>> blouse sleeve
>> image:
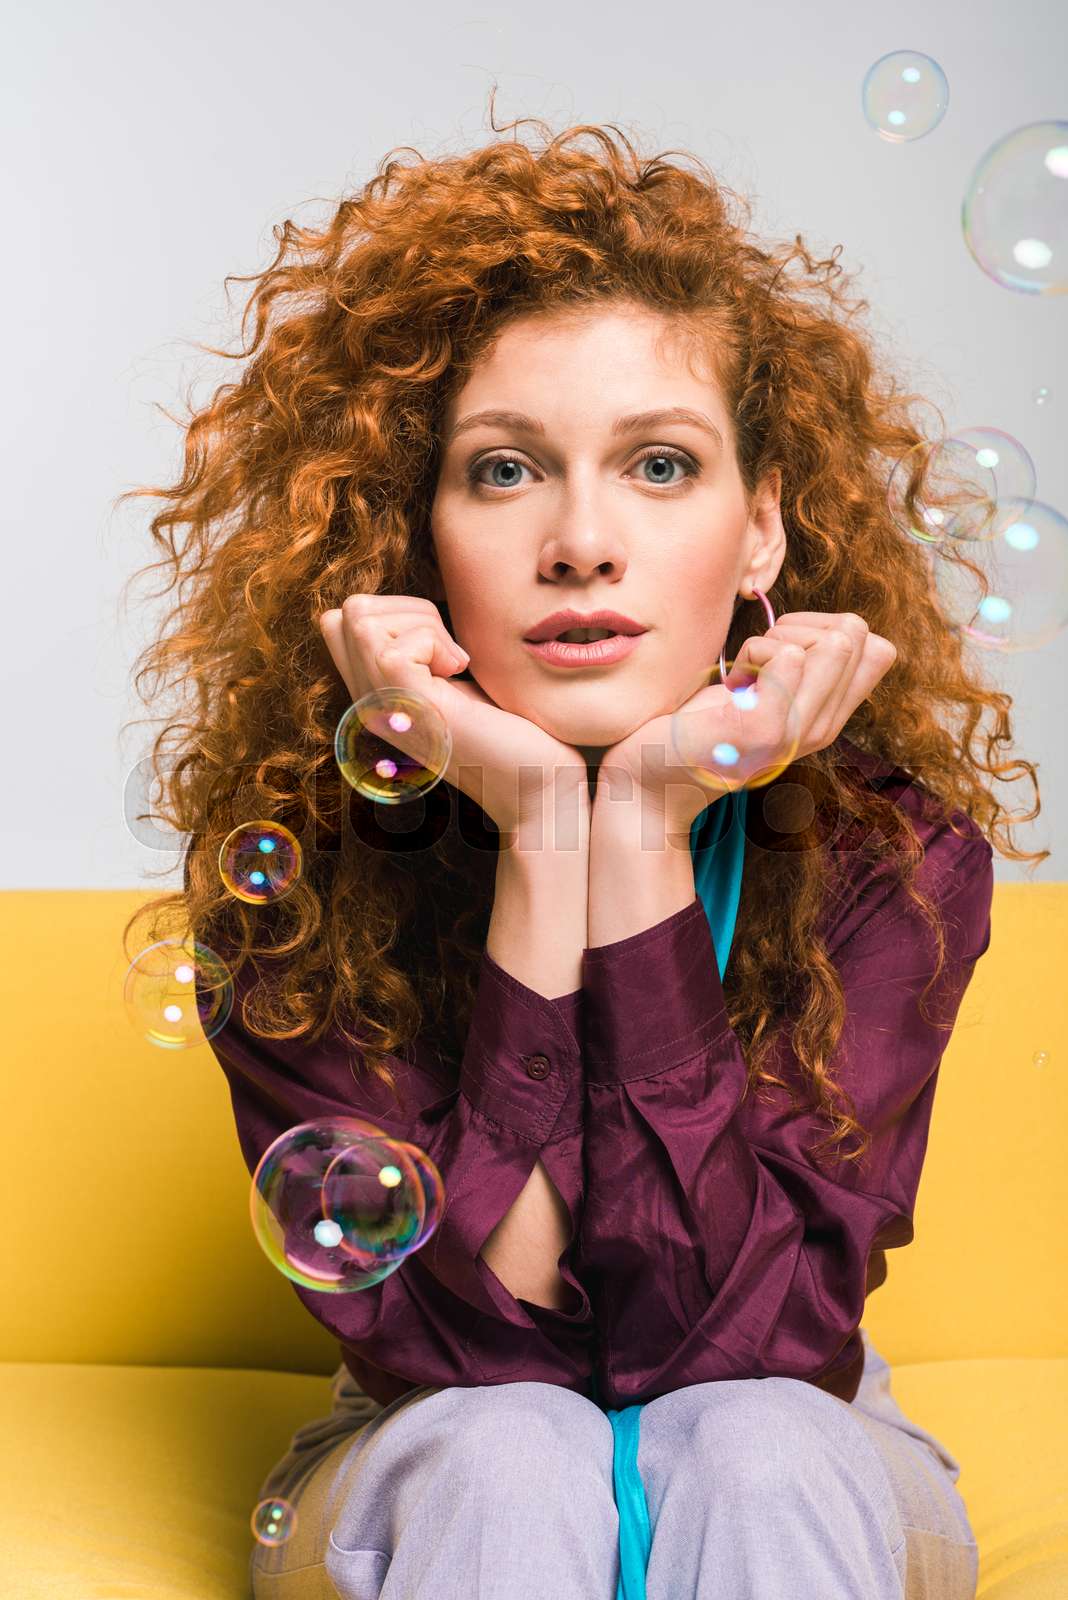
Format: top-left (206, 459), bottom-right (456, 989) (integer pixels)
top-left (574, 820), bottom-right (995, 1408)
top-left (197, 924), bottom-right (594, 1395)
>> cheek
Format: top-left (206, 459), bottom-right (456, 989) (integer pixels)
top-left (445, 570), bottom-right (510, 647)
top-left (659, 577), bottom-right (738, 688)
top-left (675, 568), bottom-right (737, 642)
top-left (431, 546), bottom-right (477, 617)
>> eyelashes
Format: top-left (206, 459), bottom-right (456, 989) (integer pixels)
top-left (465, 445), bottom-right (700, 493)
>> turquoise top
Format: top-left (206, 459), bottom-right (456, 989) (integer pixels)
top-left (590, 786), bottom-right (749, 1600)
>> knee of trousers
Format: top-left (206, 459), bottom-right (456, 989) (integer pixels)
top-left (638, 1376), bottom-right (895, 1511)
top-left (420, 1380), bottom-right (616, 1502)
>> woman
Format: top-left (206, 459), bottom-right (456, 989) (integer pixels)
top-left (121, 96), bottom-right (1044, 1599)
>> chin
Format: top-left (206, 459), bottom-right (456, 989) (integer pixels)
top-left (538, 707), bottom-right (646, 750)
top-left (492, 675), bottom-right (650, 747)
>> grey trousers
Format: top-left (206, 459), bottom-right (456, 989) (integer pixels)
top-left (250, 1329), bottom-right (979, 1599)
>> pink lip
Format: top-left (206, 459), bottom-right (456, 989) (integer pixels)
top-left (523, 633), bottom-right (644, 668)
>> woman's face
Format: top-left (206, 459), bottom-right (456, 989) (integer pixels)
top-left (429, 302), bottom-right (785, 755)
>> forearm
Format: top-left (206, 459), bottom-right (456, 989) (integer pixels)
top-left (480, 779), bottom-right (590, 1310)
top-left (588, 787), bottom-right (698, 948)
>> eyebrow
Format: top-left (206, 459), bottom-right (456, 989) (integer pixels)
top-left (443, 406), bottom-right (725, 450)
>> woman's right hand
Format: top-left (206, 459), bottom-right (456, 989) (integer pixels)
top-left (317, 593), bottom-right (590, 837)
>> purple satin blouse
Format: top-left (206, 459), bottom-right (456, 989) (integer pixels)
top-left (203, 736), bottom-right (994, 1411)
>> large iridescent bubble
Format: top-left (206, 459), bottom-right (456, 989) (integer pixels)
top-left (335, 687), bottom-right (452, 804)
top-left (250, 1118), bottom-right (444, 1293)
top-left (963, 121), bottom-right (1068, 295)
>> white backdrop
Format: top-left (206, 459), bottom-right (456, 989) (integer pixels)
top-left (4, 0), bottom-right (1064, 886)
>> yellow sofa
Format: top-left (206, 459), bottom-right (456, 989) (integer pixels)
top-left (2, 886), bottom-right (1066, 1599)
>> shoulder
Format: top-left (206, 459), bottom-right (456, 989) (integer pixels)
top-left (820, 734), bottom-right (994, 956)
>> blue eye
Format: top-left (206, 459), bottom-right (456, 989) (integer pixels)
top-left (466, 445), bottom-right (699, 491)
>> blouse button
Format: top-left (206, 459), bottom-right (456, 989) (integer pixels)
top-left (525, 1054), bottom-right (551, 1080)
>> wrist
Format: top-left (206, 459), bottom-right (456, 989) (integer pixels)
top-left (590, 781), bottom-right (699, 853)
top-left (503, 768), bottom-right (592, 858)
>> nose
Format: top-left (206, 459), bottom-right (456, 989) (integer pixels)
top-left (537, 522), bottom-right (629, 582)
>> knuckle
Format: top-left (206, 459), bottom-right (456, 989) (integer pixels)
top-left (827, 628), bottom-right (853, 653)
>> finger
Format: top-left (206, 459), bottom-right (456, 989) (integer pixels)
top-left (360, 619), bottom-right (469, 698)
top-left (321, 593), bottom-right (456, 658)
top-left (341, 604), bottom-right (466, 679)
top-left (731, 632), bottom-right (850, 742)
top-left (723, 635), bottom-right (807, 731)
top-left (336, 593), bottom-right (451, 639)
top-left (335, 592), bottom-right (443, 619)
top-left (838, 635), bottom-right (898, 715)
top-left (763, 621), bottom-right (865, 730)
top-left (759, 622), bottom-right (831, 652)
top-left (770, 611), bottom-right (868, 632)
top-left (318, 609), bottom-right (358, 697)
top-left (318, 612), bottom-right (460, 707)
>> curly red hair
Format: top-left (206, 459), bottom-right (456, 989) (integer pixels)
top-left (119, 92), bottom-right (1044, 1176)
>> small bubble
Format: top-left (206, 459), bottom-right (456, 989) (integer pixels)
top-left (1033, 386), bottom-right (1050, 406)
top-left (219, 820), bottom-right (303, 905)
top-left (1033, 1049), bottom-right (1049, 1067)
top-left (862, 50), bottom-right (949, 143)
top-left (252, 1497), bottom-right (298, 1547)
top-left (124, 937), bottom-right (233, 1048)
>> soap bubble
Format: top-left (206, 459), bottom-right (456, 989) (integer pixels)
top-left (887, 442), bottom-right (954, 545)
top-left (124, 936), bottom-right (233, 1048)
top-left (250, 1118), bottom-right (441, 1292)
top-left (335, 687), bottom-right (452, 804)
top-left (252, 1497), bottom-right (297, 1548)
top-left (219, 820), bottom-right (303, 905)
top-left (670, 657), bottom-right (802, 798)
top-left (1033, 387), bottom-right (1050, 406)
top-left (888, 429), bottom-right (1036, 545)
top-left (930, 497), bottom-right (1068, 651)
top-left (1033, 1049), bottom-right (1049, 1068)
top-left (862, 50), bottom-right (949, 143)
top-left (963, 121), bottom-right (1068, 294)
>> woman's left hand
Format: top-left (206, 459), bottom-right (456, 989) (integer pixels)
top-left (595, 611), bottom-right (898, 830)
